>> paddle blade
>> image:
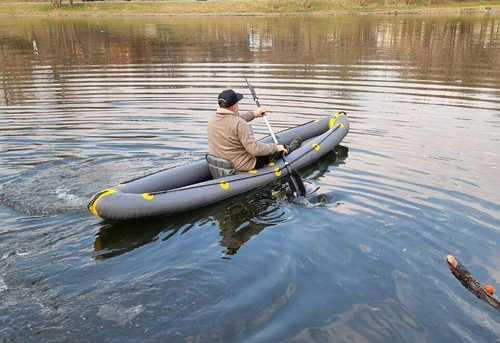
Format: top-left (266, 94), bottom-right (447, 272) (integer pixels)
top-left (287, 169), bottom-right (306, 197)
top-left (291, 169), bottom-right (306, 197)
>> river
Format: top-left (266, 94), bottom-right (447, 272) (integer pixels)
top-left (1, 15), bottom-right (500, 342)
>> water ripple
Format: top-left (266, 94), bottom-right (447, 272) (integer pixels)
top-left (1, 15), bottom-right (500, 343)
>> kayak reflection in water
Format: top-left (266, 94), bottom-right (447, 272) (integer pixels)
top-left (215, 190), bottom-right (284, 257)
top-left (94, 187), bottom-right (284, 260)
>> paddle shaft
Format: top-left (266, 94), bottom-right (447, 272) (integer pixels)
top-left (263, 115), bottom-right (279, 145)
top-left (245, 79), bottom-right (306, 197)
top-left (245, 79), bottom-right (280, 148)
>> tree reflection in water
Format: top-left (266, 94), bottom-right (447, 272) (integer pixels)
top-left (2, 16), bottom-right (500, 105)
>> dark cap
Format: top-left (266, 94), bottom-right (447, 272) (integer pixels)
top-left (218, 89), bottom-right (244, 108)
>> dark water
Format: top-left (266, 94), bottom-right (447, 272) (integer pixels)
top-left (1, 15), bottom-right (500, 342)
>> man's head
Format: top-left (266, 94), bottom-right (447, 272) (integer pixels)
top-left (218, 89), bottom-right (243, 112)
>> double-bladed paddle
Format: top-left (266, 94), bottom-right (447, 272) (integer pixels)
top-left (245, 78), bottom-right (306, 197)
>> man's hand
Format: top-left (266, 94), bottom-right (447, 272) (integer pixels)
top-left (253, 107), bottom-right (269, 118)
top-left (277, 144), bottom-right (288, 155)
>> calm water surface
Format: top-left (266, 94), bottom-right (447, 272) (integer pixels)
top-left (1, 15), bottom-right (500, 342)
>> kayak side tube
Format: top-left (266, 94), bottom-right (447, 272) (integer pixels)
top-left (88, 113), bottom-right (349, 221)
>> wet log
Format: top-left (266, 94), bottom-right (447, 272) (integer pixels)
top-left (446, 255), bottom-right (499, 311)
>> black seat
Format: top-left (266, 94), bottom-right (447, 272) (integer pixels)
top-left (206, 154), bottom-right (236, 179)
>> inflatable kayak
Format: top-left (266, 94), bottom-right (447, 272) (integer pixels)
top-left (88, 112), bottom-right (349, 222)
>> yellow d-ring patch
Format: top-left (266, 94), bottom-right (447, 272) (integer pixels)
top-left (220, 180), bottom-right (230, 190)
top-left (268, 161), bottom-right (275, 167)
top-left (248, 169), bottom-right (258, 175)
top-left (142, 193), bottom-right (154, 201)
top-left (328, 118), bottom-right (337, 129)
top-left (274, 167), bottom-right (282, 177)
top-left (89, 188), bottom-right (117, 218)
top-left (313, 144), bottom-right (321, 152)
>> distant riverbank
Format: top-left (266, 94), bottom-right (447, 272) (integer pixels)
top-left (1, 0), bottom-right (499, 17)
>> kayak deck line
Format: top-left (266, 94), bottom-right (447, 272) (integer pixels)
top-left (115, 117), bottom-right (324, 187)
top-left (145, 122), bottom-right (343, 196)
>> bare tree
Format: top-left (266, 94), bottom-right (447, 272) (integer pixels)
top-left (52, 0), bottom-right (73, 8)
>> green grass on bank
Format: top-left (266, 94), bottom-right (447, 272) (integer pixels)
top-left (0, 0), bottom-right (499, 16)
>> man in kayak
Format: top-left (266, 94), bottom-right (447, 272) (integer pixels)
top-left (208, 89), bottom-right (289, 171)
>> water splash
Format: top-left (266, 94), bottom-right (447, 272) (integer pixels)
top-left (0, 156), bottom-right (176, 215)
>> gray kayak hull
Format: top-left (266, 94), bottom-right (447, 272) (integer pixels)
top-left (88, 113), bottom-right (349, 221)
